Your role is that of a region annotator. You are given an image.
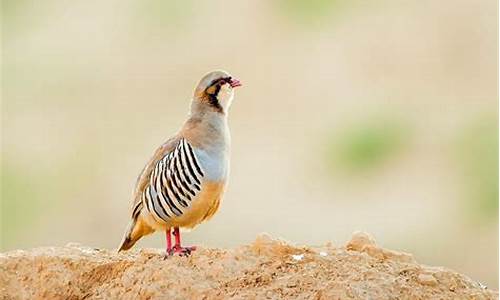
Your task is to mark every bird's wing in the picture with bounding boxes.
[130,137,205,222]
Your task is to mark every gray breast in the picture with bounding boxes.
[193,145,229,182]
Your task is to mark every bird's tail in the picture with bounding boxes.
[118,217,154,252]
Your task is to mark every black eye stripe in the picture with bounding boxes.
[209,77,231,87]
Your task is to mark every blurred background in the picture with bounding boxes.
[2,0,498,288]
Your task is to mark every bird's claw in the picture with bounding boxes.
[165,246,197,258]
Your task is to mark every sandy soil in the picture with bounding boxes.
[0,232,496,300]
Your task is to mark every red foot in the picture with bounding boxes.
[164,227,195,257]
[167,245,196,257]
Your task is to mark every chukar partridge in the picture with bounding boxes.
[118,70,241,256]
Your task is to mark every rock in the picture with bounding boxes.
[346,231,415,263]
[418,273,438,286]
[0,233,496,299]
[346,231,377,251]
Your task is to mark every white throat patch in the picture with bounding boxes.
[216,84,234,112]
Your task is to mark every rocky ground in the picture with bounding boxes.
[0,232,497,299]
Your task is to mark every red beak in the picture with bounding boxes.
[229,78,242,88]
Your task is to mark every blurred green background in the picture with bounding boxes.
[1,0,498,288]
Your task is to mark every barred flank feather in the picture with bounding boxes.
[142,139,204,223]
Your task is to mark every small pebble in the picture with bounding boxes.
[292,254,304,261]
[477,282,488,289]
[417,274,438,286]
[81,248,97,255]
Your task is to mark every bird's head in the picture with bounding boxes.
[193,70,241,114]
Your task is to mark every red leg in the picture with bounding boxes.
[173,227,181,247]
[166,228,172,254]
[172,227,196,256]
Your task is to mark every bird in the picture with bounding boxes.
[118,70,241,256]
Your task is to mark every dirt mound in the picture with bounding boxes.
[0,232,496,299]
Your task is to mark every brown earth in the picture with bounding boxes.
[0,232,496,300]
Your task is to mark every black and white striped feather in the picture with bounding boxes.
[133,138,205,223]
